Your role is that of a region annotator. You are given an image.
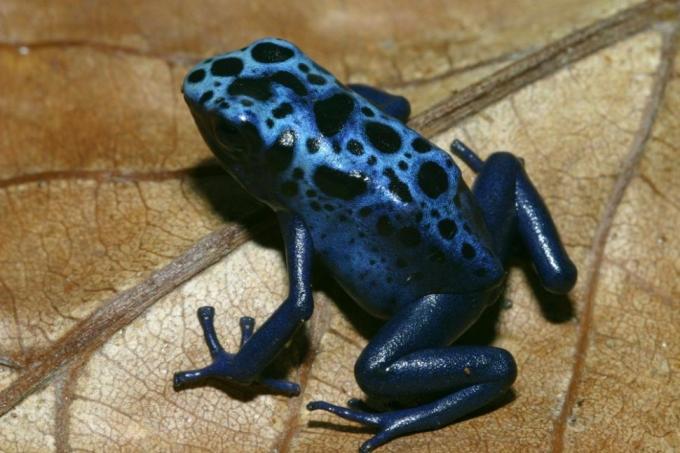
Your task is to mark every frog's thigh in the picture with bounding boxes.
[348,83,411,122]
[355,293,516,400]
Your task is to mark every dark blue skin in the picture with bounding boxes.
[175,37,577,451]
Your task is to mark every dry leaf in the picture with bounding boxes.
[0,1,678,452]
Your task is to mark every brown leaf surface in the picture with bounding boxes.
[0,1,678,452]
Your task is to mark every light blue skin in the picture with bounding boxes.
[176,38,577,452]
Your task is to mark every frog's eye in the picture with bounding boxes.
[214,118,247,153]
[212,117,263,160]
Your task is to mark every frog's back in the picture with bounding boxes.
[284,125,504,318]
[182,38,503,318]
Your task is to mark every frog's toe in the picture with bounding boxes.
[359,430,399,453]
[307,400,381,426]
[307,401,401,452]
[173,369,202,389]
[172,358,233,389]
[239,316,255,347]
[260,377,300,395]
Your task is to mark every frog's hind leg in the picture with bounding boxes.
[471,150,577,293]
[348,84,411,122]
[308,292,516,452]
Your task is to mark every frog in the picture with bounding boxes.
[174,37,577,452]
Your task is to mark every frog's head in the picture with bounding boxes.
[182,38,328,179]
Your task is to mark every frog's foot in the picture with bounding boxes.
[309,378,511,452]
[173,306,300,395]
[307,401,392,452]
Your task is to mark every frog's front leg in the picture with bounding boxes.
[173,211,313,395]
[308,290,516,452]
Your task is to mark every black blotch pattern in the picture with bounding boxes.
[272,102,293,118]
[347,139,364,156]
[313,166,367,200]
[266,130,296,172]
[251,42,294,63]
[462,242,476,259]
[292,168,304,180]
[211,57,243,77]
[324,204,335,211]
[376,216,393,236]
[281,181,298,197]
[361,107,375,117]
[306,137,321,154]
[332,142,341,154]
[219,101,230,109]
[266,118,274,128]
[187,69,205,84]
[367,156,377,165]
[431,209,440,218]
[398,227,421,247]
[307,74,326,85]
[314,93,355,137]
[398,160,408,170]
[418,161,448,198]
[199,90,213,103]
[310,201,321,211]
[412,137,432,153]
[365,122,401,154]
[298,63,310,72]
[415,211,423,222]
[437,219,457,239]
[271,71,308,96]
[228,77,271,101]
[383,168,413,203]
[241,99,253,106]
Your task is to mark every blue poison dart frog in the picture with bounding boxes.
[175,37,577,452]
